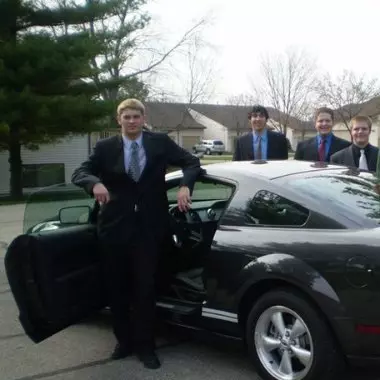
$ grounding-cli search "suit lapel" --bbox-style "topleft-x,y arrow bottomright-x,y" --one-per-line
266,131 -> 272,159
328,135 -> 345,159
308,138 -> 319,161
114,135 -> 126,173
367,145 -> 378,172
243,133 -> 254,160
139,132 -> 155,182
345,145 -> 356,167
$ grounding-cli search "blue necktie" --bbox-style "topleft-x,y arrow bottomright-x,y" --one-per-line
128,141 -> 140,181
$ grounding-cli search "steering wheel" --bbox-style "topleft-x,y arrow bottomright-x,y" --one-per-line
168,206 -> 203,249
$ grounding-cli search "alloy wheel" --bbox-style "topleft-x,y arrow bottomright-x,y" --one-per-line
254,305 -> 313,380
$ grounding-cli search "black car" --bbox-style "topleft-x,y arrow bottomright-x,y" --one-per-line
5,160 -> 380,380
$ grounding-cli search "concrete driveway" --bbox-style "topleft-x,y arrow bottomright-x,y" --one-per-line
0,203 -> 25,248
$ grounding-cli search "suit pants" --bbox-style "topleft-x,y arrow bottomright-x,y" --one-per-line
102,236 -> 159,353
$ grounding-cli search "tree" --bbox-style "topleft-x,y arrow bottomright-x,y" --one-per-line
181,35 -> 217,105
72,0 -> 207,104
0,0 -> 114,198
252,48 -> 316,135
225,93 -> 257,136
314,70 -> 380,134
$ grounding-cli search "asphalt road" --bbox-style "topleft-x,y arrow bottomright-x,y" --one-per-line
1,204 -> 380,380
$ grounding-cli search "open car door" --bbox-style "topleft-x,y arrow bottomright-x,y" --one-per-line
4,183 -> 106,343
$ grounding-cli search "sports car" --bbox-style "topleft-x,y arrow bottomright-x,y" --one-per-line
5,159 -> 380,380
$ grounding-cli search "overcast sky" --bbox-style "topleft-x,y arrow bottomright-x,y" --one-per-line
140,0 -> 380,103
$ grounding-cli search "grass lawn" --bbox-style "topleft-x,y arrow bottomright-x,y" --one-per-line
200,154 -> 232,166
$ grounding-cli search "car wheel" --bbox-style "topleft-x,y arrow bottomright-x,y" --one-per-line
246,289 -> 344,380
218,152 -> 223,155
206,149 -> 211,155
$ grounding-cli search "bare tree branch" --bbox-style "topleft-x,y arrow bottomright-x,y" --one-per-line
252,47 -> 316,135
315,70 -> 380,134
225,93 -> 258,135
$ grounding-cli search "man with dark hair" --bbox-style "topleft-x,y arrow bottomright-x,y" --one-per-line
233,105 -> 288,161
330,115 -> 378,171
294,107 -> 350,162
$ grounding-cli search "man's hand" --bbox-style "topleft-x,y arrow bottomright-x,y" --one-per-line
177,186 -> 191,212
93,183 -> 110,204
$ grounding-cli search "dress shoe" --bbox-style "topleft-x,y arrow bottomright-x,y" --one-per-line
110,344 -> 133,360
137,351 -> 161,369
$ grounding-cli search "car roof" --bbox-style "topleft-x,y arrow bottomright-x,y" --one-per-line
166,160 -> 352,181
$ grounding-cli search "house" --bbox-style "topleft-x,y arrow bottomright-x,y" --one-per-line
189,103 -> 316,151
90,102 -> 206,151
0,103 -> 205,195
3,98 -> 379,196
331,97 -> 380,145
0,134 -> 91,195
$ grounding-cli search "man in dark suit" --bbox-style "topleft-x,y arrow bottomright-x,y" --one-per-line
233,105 -> 288,161
294,107 -> 350,162
330,115 -> 378,171
71,99 -> 201,369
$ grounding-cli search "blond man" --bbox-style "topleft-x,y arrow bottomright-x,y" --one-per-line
330,115 -> 378,171
72,99 -> 201,369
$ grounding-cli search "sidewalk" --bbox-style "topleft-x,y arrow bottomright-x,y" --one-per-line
0,203 -> 25,249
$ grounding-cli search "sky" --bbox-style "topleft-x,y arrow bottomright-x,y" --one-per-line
140,0 -> 380,103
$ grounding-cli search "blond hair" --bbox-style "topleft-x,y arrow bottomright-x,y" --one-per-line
117,98 -> 145,116
350,115 -> 372,129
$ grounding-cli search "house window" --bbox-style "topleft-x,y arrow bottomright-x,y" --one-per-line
22,163 -> 65,188
244,190 -> 309,227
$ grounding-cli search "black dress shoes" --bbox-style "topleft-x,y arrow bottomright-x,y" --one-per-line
137,351 -> 161,369
110,344 -> 133,360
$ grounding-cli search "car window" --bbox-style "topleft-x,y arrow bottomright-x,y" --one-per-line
244,190 -> 309,227
167,179 -> 234,204
213,140 -> 224,145
287,173 -> 380,222
23,183 -> 94,234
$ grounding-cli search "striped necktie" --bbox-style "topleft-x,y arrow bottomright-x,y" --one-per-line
128,141 -> 140,181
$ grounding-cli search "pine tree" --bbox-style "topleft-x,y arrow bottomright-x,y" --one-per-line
0,0 -> 116,198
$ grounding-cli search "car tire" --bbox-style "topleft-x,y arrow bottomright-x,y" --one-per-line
218,152 -> 223,155
206,149 -> 211,155
246,288 -> 344,380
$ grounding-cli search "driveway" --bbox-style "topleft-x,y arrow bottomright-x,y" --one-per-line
0,204 -> 25,248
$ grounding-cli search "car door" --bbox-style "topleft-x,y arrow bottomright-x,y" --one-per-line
5,183 -> 106,343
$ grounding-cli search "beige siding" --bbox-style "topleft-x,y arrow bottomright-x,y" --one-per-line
188,108 -> 229,147
182,136 -> 199,150
0,134 -> 89,195
168,129 -> 203,149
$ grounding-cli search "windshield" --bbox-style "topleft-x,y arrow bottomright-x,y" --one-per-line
287,172 -> 380,221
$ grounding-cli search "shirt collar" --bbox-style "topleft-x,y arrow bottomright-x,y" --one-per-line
253,129 -> 268,141
353,143 -> 370,152
317,133 -> 332,143
122,132 -> 143,148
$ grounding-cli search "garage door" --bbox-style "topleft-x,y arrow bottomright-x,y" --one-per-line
182,136 -> 200,151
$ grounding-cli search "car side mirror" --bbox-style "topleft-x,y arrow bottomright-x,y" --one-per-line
58,206 -> 91,225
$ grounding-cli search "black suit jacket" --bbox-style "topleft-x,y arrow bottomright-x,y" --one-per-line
294,135 -> 350,162
330,144 -> 379,172
233,130 -> 288,161
71,131 -> 201,244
